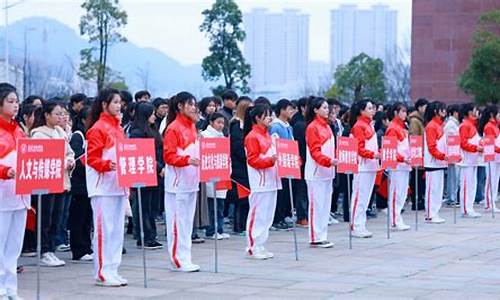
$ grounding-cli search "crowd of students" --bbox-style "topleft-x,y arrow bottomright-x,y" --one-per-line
0,81 -> 499,296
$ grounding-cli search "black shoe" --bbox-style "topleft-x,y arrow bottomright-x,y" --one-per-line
122,247 -> 127,254
192,236 -> 205,244
366,209 -> 377,219
273,221 -> 293,231
144,241 -> 163,250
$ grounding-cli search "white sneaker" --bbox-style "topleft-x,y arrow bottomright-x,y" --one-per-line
262,248 -> 274,259
56,244 -> 70,252
462,211 -> 481,218
392,223 -> 411,231
114,275 -> 128,286
310,241 -> 334,248
95,278 -> 122,287
484,207 -> 500,213
328,215 -> 340,225
171,263 -> 200,272
79,254 -> 93,261
48,252 -> 65,266
352,230 -> 373,238
246,249 -> 268,260
21,251 -> 36,257
206,234 -> 223,240
428,216 -> 445,223
220,233 -> 230,239
40,253 -> 63,267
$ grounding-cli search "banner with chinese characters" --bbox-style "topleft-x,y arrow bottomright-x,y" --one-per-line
116,139 -> 157,188
15,138 -> 65,194
200,137 -> 231,182
447,135 -> 461,163
381,136 -> 398,170
410,136 -> 423,167
483,136 -> 495,162
275,138 -> 301,179
337,136 -> 358,174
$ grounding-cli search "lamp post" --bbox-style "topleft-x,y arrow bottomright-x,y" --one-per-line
3,0 -> 25,82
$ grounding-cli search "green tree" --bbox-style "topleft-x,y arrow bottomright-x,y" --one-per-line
458,10 -> 500,105
200,0 -> 251,95
330,53 -> 386,102
79,0 -> 128,92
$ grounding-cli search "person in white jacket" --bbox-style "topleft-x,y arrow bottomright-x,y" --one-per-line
443,105 -> 460,206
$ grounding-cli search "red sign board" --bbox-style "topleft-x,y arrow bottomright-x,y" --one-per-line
200,137 -> 231,182
410,136 -> 423,167
116,139 -> 157,188
447,135 -> 461,163
16,138 -> 65,194
381,136 -> 398,170
276,139 -> 301,179
483,136 -> 495,162
337,136 -> 358,174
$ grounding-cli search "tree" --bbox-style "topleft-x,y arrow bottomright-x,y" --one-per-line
79,0 -> 127,92
200,0 -> 251,95
385,36 -> 411,103
458,10 -> 500,105
330,53 -> 386,102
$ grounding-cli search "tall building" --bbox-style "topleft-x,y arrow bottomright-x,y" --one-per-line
330,4 -> 397,73
244,9 -> 309,99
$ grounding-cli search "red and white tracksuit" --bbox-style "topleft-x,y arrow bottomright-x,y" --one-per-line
458,117 -> 482,215
86,112 -> 127,282
424,116 -> 448,219
385,118 -> 411,227
350,116 -> 379,232
0,117 -> 29,297
163,114 -> 200,269
305,116 -> 335,243
244,124 -> 281,255
484,120 -> 500,210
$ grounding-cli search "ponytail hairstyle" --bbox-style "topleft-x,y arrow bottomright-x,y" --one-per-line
131,102 -> 162,147
349,98 -> 372,128
88,88 -> 121,130
387,101 -> 407,121
243,103 -> 271,138
459,102 -> 476,122
478,105 -> 498,136
16,103 -> 36,127
165,91 -> 196,128
424,101 -> 446,124
32,100 -> 62,129
305,97 -> 327,125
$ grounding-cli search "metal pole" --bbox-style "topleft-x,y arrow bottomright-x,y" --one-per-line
288,178 -> 299,261
36,194 -> 41,300
386,171 -> 391,239
347,173 -> 352,249
489,162 -> 495,219
453,166 -> 457,224
415,168 -> 418,231
137,187 -> 148,288
212,182 -> 218,273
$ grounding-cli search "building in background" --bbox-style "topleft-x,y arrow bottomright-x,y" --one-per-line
0,60 -> 24,99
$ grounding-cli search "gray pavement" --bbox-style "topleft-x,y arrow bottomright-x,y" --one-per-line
18,204 -> 500,299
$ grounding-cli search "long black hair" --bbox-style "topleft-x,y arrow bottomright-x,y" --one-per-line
243,104 -> 271,138
478,105 -> 498,136
198,97 -> 216,118
305,97 -> 327,125
387,101 -> 407,121
73,106 -> 91,134
131,102 -> 162,147
459,103 -> 476,122
88,88 -> 121,129
349,99 -> 372,128
32,100 -> 62,129
166,91 -> 196,128
424,101 -> 446,124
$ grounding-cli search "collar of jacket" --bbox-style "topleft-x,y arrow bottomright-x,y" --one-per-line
252,123 -> 268,135
314,115 -> 329,127
206,125 -> 224,137
432,116 -> 444,125
488,119 -> 498,128
465,116 -> 477,126
176,113 -> 194,127
0,116 -> 17,133
100,112 -> 120,127
357,115 -> 372,125
392,117 -> 405,129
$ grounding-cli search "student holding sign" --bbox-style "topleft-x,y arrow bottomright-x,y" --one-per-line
423,101 -> 448,224
479,105 -> 500,212
0,85 -> 30,300
304,98 -> 335,248
458,103 -> 483,218
86,88 -> 128,287
384,102 -> 411,231
163,92 -> 201,272
243,104 -> 281,259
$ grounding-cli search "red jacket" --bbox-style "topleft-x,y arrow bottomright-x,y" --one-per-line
484,119 -> 500,153
245,124 -> 274,169
459,117 -> 480,153
425,116 -> 446,160
351,115 -> 376,159
163,114 -> 197,167
0,117 -> 25,178
385,117 -> 407,163
305,116 -> 333,167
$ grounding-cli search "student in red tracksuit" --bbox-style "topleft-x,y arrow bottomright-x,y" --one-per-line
384,102 -> 411,231
163,92 -> 201,272
479,105 -> 500,212
86,88 -> 128,287
244,104 -> 281,259
458,103 -> 483,218
305,98 -> 335,248
350,99 -> 379,238
0,85 -> 30,299
423,101 -> 448,223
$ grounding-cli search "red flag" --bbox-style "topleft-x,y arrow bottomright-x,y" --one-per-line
26,208 -> 36,232
235,181 -> 251,199
215,180 -> 232,191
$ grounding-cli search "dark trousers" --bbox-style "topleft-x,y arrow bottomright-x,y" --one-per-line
132,187 -> 157,243
410,168 -> 425,209
292,178 -> 308,221
55,192 -> 71,246
206,197 -> 225,236
152,180 -> 164,218
38,193 -> 65,254
69,194 -> 93,259
339,174 -> 352,222
273,178 -> 291,224
331,177 -> 339,213
228,182 -> 249,233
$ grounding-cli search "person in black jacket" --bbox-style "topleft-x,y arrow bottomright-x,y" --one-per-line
128,102 -> 164,249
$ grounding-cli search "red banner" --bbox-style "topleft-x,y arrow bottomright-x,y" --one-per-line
447,135 -> 461,163
483,136 -> 495,162
337,136 -> 358,174
276,138 -> 301,179
381,136 -> 398,170
16,138 -> 65,194
410,135 -> 423,167
200,137 -> 231,182
116,139 -> 158,188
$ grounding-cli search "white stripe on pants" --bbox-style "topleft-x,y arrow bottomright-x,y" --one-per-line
425,170 -> 444,219
485,162 -> 500,210
306,180 -> 333,243
0,209 -> 26,296
91,196 -> 126,282
351,172 -> 376,231
388,171 -> 410,226
246,191 -> 277,254
459,166 -> 478,215
164,192 -> 197,268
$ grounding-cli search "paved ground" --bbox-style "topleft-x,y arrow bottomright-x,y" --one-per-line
17,203 -> 500,300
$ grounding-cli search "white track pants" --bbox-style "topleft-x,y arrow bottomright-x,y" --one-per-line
91,196 -> 126,282
351,172 -> 376,231
306,180 -> 333,243
459,166 -> 478,215
388,171 -> 410,227
164,192 -> 197,268
0,209 -> 26,296
485,162 -> 500,210
246,191 -> 277,254
425,170 -> 444,219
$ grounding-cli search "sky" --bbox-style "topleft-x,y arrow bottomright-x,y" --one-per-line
5,0 -> 412,65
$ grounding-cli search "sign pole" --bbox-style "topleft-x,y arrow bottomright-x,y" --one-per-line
386,172 -> 391,239
135,184 -> 148,288
415,168 -> 419,231
212,181 -> 219,273
288,178 -> 299,261
36,193 -> 41,300
347,173 -> 352,250
489,162 -> 495,219
453,166 -> 457,224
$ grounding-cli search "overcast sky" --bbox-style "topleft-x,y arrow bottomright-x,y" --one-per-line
6,0 -> 412,65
